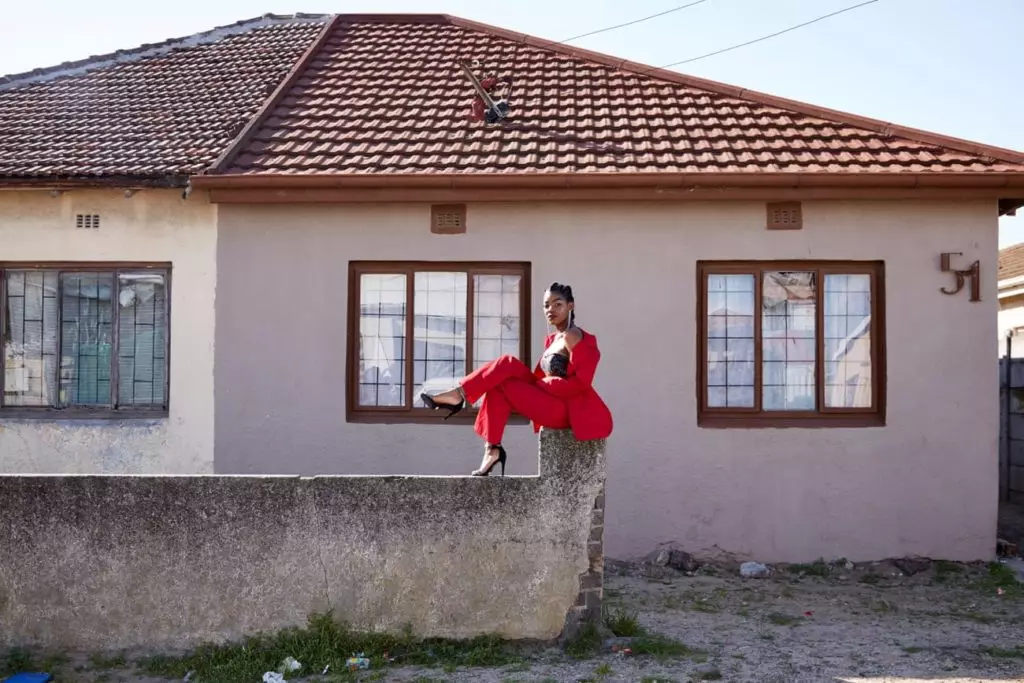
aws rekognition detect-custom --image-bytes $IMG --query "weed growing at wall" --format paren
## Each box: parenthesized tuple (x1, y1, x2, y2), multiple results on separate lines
(137, 612, 523, 682)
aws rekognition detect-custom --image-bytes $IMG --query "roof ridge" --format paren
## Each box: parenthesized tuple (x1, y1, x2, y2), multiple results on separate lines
(0, 13, 330, 91)
(444, 15, 1024, 167)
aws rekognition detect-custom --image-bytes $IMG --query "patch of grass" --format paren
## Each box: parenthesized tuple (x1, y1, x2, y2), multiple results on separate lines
(767, 612, 801, 626)
(630, 634, 695, 660)
(982, 645, 1024, 658)
(903, 646, 925, 654)
(696, 668, 723, 681)
(736, 608, 750, 617)
(859, 573, 882, 585)
(780, 587, 795, 598)
(89, 652, 127, 670)
(951, 610, 997, 624)
(871, 599, 896, 614)
(788, 559, 830, 577)
(1, 648, 37, 676)
(137, 613, 522, 682)
(976, 562, 1023, 598)
(564, 620, 603, 660)
(594, 662, 613, 676)
(934, 560, 962, 583)
(690, 598, 720, 614)
(603, 607, 642, 637)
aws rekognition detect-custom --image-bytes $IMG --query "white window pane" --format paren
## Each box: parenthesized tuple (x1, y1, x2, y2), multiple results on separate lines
(358, 273, 407, 407)
(707, 387, 728, 408)
(60, 272, 114, 407)
(3, 270, 60, 407)
(414, 272, 467, 407)
(824, 274, 873, 408)
(117, 272, 168, 407)
(761, 271, 816, 412)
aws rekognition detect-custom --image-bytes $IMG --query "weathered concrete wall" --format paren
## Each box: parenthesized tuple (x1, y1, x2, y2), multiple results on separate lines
(0, 429, 605, 651)
(216, 199, 999, 563)
(0, 190, 216, 474)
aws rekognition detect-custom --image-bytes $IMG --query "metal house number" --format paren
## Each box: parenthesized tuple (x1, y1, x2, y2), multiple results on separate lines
(940, 252, 980, 302)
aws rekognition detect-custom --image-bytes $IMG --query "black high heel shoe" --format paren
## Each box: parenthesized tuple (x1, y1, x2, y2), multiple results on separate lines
(420, 391, 467, 420)
(472, 445, 507, 477)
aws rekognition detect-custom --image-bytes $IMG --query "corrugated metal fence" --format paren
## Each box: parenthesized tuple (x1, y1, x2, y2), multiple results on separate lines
(999, 352, 1024, 500)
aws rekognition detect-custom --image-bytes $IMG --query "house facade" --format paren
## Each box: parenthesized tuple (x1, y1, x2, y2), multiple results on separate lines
(3, 13, 1023, 562)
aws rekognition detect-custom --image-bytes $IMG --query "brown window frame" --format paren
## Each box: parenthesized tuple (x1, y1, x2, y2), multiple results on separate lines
(697, 260, 885, 429)
(347, 261, 532, 424)
(0, 262, 172, 420)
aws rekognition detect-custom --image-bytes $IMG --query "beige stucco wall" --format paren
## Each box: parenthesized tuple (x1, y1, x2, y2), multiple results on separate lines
(216, 199, 999, 563)
(0, 190, 216, 474)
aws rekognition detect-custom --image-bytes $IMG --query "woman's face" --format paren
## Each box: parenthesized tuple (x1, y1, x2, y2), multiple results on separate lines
(543, 291, 573, 327)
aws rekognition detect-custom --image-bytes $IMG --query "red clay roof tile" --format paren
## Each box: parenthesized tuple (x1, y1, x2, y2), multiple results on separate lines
(0, 15, 328, 183)
(210, 14, 1024, 177)
(1000, 243, 1024, 282)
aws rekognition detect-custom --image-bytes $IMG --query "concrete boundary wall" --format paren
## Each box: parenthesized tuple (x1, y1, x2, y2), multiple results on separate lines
(0, 430, 606, 651)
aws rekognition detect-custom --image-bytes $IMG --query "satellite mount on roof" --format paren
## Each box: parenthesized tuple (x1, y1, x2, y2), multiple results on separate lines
(458, 59, 512, 124)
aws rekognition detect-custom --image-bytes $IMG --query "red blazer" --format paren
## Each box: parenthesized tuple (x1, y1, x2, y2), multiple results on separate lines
(532, 329, 613, 441)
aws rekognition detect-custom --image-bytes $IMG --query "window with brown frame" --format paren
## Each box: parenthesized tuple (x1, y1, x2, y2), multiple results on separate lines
(1, 263, 171, 417)
(347, 262, 530, 422)
(697, 261, 885, 427)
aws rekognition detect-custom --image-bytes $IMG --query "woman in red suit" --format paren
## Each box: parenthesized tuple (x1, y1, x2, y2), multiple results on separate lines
(420, 282, 613, 476)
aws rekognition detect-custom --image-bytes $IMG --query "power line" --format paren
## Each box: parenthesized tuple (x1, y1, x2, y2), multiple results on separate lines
(659, 0, 880, 68)
(561, 0, 712, 43)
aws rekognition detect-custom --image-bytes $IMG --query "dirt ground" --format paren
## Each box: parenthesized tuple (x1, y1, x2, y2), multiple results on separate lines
(24, 555, 1023, 683)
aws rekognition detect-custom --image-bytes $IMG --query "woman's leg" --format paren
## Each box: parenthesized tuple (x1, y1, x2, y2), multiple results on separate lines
(425, 354, 534, 406)
(460, 355, 534, 404)
(475, 376, 570, 444)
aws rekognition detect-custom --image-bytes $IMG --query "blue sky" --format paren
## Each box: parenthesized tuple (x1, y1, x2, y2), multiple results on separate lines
(3, 0, 1021, 245)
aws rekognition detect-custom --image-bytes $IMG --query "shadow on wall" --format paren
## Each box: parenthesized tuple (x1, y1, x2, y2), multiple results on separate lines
(0, 429, 606, 651)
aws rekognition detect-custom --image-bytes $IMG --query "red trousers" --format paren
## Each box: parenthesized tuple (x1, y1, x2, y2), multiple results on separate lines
(459, 355, 570, 444)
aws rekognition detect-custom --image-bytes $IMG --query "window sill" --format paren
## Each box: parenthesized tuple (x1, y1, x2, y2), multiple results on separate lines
(347, 411, 530, 426)
(698, 413, 885, 429)
(0, 408, 169, 421)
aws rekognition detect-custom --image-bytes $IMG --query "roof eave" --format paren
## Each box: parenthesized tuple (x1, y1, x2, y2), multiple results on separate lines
(190, 171, 1024, 204)
(0, 174, 190, 190)
(189, 171, 1024, 191)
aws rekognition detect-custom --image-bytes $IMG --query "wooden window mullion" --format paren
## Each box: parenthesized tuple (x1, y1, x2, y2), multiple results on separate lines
(753, 267, 763, 412)
(815, 268, 825, 413)
(111, 268, 121, 409)
(0, 269, 5, 409)
(404, 267, 415, 412)
(55, 270, 63, 409)
(465, 271, 475, 376)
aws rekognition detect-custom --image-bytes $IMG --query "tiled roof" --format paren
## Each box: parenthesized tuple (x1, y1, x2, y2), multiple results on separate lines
(1000, 243, 1024, 282)
(0, 15, 328, 184)
(213, 14, 1024, 176)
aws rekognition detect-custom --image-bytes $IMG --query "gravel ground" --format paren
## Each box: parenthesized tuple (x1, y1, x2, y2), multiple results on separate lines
(30, 556, 1024, 683)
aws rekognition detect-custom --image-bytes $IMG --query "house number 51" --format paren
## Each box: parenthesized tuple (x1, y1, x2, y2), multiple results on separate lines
(939, 252, 980, 302)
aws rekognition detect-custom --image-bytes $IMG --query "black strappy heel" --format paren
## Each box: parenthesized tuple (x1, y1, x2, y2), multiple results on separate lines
(472, 445, 507, 477)
(420, 392, 467, 420)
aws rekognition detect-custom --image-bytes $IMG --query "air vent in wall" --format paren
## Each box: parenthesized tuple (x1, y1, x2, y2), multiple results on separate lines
(766, 202, 802, 230)
(431, 204, 467, 234)
(75, 214, 101, 229)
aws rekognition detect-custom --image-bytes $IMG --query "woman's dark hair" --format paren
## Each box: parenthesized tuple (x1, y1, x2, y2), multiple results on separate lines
(548, 282, 576, 327)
